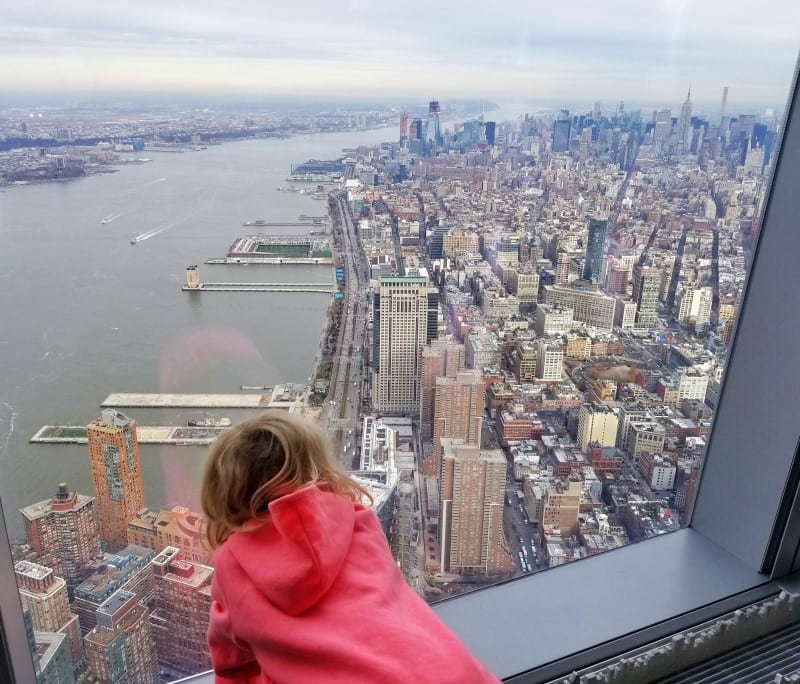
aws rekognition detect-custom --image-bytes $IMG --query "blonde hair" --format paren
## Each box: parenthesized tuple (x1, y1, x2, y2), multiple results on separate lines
(201, 410, 371, 549)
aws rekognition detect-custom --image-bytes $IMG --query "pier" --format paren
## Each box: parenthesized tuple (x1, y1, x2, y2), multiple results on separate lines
(31, 425, 226, 446)
(102, 384, 307, 410)
(102, 393, 269, 408)
(182, 282, 334, 293)
(243, 221, 319, 227)
(205, 257, 333, 265)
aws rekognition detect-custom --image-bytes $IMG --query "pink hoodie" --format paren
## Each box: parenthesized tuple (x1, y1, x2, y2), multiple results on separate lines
(208, 484, 502, 684)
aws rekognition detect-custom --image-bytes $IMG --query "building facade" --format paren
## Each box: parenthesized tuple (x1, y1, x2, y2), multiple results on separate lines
(439, 440, 510, 576)
(582, 216, 608, 284)
(20, 482, 101, 591)
(15, 561, 83, 675)
(149, 547, 213, 680)
(373, 276, 435, 414)
(86, 410, 145, 552)
(535, 340, 564, 381)
(632, 263, 661, 328)
(577, 403, 619, 452)
(84, 590, 159, 684)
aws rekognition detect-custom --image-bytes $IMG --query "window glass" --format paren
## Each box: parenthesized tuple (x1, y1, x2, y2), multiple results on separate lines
(1, 2, 799, 681)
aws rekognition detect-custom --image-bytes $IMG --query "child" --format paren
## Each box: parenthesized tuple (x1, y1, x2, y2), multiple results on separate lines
(202, 410, 502, 684)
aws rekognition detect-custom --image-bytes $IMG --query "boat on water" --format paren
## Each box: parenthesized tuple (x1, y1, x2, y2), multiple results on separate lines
(187, 414, 231, 427)
(101, 214, 121, 224)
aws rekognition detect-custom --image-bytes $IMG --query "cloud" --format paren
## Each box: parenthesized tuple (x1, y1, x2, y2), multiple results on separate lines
(1, 0, 798, 106)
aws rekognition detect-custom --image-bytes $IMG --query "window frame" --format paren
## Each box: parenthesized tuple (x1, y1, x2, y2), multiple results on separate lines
(1, 55, 799, 684)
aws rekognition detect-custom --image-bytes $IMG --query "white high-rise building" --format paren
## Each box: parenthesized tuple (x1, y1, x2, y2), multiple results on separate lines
(535, 340, 564, 381)
(676, 286, 713, 332)
(373, 276, 436, 414)
(577, 403, 619, 452)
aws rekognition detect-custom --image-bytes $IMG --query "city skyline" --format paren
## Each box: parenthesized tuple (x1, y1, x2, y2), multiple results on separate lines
(2, 1, 799, 108)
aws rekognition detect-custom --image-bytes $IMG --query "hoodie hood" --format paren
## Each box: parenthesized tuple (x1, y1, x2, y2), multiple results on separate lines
(221, 484, 355, 616)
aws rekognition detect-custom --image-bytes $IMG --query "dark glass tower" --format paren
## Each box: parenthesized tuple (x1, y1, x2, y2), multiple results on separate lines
(582, 216, 608, 284)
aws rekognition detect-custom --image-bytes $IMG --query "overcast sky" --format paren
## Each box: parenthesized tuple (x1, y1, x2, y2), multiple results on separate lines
(3, 1, 800, 111)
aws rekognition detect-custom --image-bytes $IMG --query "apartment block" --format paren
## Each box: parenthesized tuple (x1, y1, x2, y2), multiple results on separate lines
(149, 547, 213, 680)
(20, 482, 101, 591)
(86, 410, 145, 552)
(84, 590, 159, 684)
(439, 440, 510, 576)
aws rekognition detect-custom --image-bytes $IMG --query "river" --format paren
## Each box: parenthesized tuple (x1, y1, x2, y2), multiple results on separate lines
(0, 104, 529, 539)
(0, 124, 403, 538)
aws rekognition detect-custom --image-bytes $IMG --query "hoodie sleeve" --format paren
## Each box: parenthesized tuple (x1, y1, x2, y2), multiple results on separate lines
(208, 573, 265, 683)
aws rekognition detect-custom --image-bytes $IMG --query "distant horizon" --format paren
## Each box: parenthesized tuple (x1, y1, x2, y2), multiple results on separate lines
(0, 91, 787, 121)
(3, 1, 798, 118)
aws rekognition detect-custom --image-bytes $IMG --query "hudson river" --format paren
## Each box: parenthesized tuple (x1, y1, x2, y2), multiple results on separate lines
(0, 103, 529, 538)
(0, 125, 398, 537)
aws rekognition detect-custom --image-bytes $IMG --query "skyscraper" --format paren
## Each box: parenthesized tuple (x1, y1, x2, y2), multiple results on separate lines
(84, 590, 159, 684)
(552, 117, 571, 153)
(678, 87, 692, 153)
(420, 339, 465, 441)
(555, 248, 571, 286)
(426, 100, 442, 149)
(632, 263, 661, 328)
(86, 410, 145, 552)
(373, 276, 436, 414)
(149, 547, 213, 680)
(399, 112, 409, 142)
(431, 371, 485, 473)
(15, 560, 83, 675)
(20, 482, 101, 591)
(582, 216, 608, 284)
(483, 121, 496, 146)
(439, 440, 510, 576)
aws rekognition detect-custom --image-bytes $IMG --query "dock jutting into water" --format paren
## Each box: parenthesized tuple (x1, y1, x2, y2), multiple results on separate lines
(102, 393, 269, 408)
(31, 425, 226, 445)
(182, 282, 333, 293)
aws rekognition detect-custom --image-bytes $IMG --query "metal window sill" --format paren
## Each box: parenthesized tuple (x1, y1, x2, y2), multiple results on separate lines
(174, 528, 773, 684)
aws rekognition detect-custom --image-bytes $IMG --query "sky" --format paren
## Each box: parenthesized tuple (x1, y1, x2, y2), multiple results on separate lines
(2, 1, 800, 112)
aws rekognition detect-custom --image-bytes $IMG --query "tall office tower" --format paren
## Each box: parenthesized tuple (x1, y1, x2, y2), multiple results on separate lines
(432, 371, 484, 472)
(426, 100, 442, 148)
(535, 339, 564, 381)
(399, 112, 409, 142)
(483, 121, 496, 146)
(84, 590, 159, 684)
(632, 263, 661, 328)
(20, 482, 101, 591)
(374, 276, 436, 413)
(86, 410, 145, 552)
(582, 216, 608, 284)
(555, 248, 571, 286)
(15, 560, 83, 675)
(420, 340, 465, 440)
(577, 403, 619, 452)
(552, 117, 571, 153)
(439, 440, 509, 576)
(720, 85, 729, 126)
(679, 88, 692, 152)
(149, 547, 213, 680)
